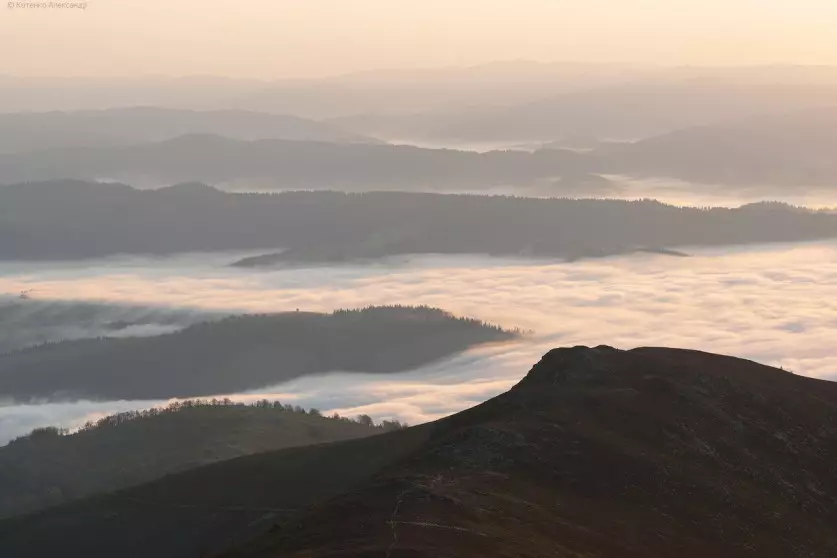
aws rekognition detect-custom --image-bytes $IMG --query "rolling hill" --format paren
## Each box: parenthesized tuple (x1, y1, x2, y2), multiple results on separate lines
(0, 134, 576, 189)
(0, 400, 393, 519)
(332, 70, 837, 144)
(592, 106, 837, 186)
(2, 346, 836, 557)
(0, 306, 516, 402)
(0, 107, 380, 154)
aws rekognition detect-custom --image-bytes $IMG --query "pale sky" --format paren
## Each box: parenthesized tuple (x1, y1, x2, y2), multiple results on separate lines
(3, 0, 837, 78)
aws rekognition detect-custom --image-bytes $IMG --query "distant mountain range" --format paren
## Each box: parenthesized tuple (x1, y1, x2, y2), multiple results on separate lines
(331, 73, 837, 144)
(0, 306, 515, 402)
(590, 106, 837, 186)
(1, 181, 837, 263)
(0, 62, 649, 116)
(0, 400, 391, 519)
(0, 107, 380, 154)
(3, 346, 836, 557)
(3, 106, 837, 188)
(0, 134, 578, 189)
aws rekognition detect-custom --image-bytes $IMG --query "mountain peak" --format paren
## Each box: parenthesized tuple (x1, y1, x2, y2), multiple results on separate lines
(516, 344, 621, 388)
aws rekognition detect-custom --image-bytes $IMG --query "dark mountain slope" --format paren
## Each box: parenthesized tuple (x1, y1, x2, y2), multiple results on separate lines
(0, 424, 434, 558)
(228, 346, 837, 558)
(0, 401, 391, 518)
(0, 306, 516, 401)
(2, 346, 836, 558)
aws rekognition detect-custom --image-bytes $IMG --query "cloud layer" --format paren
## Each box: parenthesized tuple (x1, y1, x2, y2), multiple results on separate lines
(1, 241, 836, 443)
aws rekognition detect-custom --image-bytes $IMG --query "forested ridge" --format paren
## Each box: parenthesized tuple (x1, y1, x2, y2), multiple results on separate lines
(2, 181, 836, 262)
(0, 305, 517, 401)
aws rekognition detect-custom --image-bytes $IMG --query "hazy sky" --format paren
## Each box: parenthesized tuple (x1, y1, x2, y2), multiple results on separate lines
(2, 0, 837, 78)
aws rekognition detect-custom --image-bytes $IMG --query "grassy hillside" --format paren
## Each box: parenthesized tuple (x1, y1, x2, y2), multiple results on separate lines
(0, 400, 398, 519)
(0, 305, 517, 402)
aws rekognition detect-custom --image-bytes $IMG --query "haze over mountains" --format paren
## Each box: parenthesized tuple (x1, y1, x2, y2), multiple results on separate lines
(0, 62, 647, 116)
(335, 74, 837, 144)
(590, 107, 837, 186)
(3, 105, 837, 190)
(3, 56, 837, 558)
(2, 346, 836, 558)
(0, 108, 380, 154)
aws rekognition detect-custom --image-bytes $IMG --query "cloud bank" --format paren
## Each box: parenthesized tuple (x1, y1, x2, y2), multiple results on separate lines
(1, 241, 836, 443)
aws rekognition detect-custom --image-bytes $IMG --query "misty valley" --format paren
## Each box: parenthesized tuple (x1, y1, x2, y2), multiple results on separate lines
(1, 58, 837, 558)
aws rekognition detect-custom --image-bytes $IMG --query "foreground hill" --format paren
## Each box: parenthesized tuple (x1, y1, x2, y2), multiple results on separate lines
(0, 400, 393, 519)
(0, 107, 380, 154)
(3, 181, 837, 262)
(0, 306, 515, 402)
(2, 346, 836, 558)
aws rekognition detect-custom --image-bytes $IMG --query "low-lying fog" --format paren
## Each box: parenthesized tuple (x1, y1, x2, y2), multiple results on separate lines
(2, 241, 836, 443)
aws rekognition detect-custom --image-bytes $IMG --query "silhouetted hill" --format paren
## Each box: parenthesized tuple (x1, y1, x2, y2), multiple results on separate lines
(3, 182, 837, 262)
(6, 103, 837, 187)
(3, 346, 836, 558)
(0, 135, 579, 189)
(0, 306, 516, 402)
(0, 107, 380, 154)
(0, 400, 395, 519)
(333, 74, 837, 143)
(594, 106, 837, 186)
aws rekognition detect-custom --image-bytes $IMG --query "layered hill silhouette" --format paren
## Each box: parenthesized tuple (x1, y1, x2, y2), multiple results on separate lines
(593, 106, 837, 186)
(0, 306, 515, 402)
(3, 181, 837, 262)
(4, 103, 837, 188)
(0, 107, 380, 154)
(0, 400, 396, 519)
(333, 71, 837, 143)
(2, 346, 836, 558)
(0, 135, 579, 189)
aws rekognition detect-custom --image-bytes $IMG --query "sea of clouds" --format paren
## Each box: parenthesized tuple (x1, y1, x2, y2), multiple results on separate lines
(1, 241, 836, 443)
